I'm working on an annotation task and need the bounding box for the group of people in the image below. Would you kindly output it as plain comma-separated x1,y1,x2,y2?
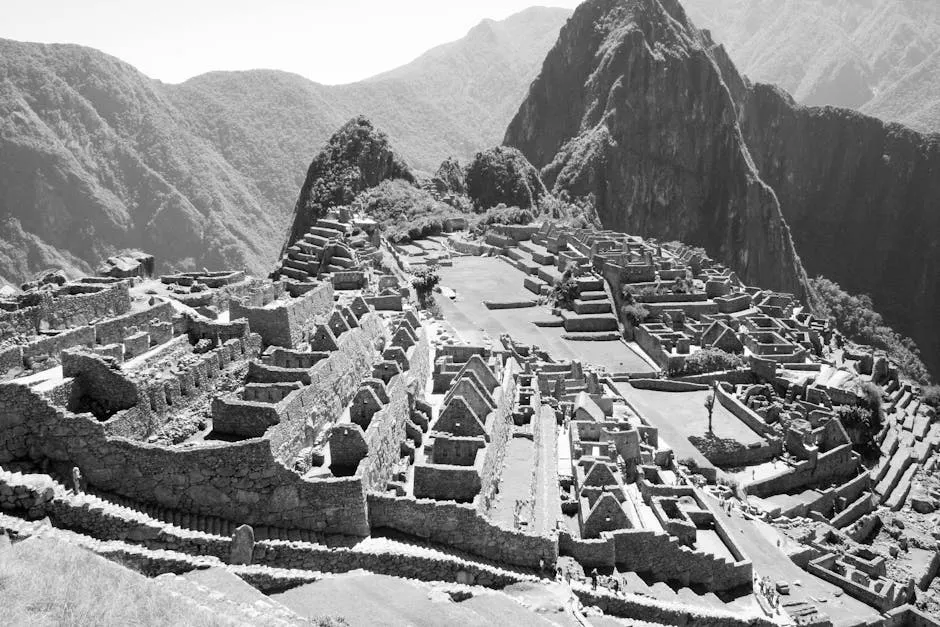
757,575,782,609
552,564,624,595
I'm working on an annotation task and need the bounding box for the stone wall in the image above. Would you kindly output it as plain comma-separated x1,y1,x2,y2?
229,283,334,348
574,588,773,627
22,326,96,366
747,444,858,498
45,281,132,328
715,385,775,437
211,313,385,460
0,305,42,340
610,529,751,592
412,464,483,502
628,379,709,392
0,383,370,535
94,301,175,347
476,361,518,513
268,313,385,461
358,327,431,492
367,492,556,568
0,345,22,375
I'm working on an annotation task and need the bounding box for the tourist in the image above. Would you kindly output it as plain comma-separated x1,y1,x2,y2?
590,568,599,590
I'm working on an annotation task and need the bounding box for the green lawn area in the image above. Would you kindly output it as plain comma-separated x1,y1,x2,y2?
436,256,655,375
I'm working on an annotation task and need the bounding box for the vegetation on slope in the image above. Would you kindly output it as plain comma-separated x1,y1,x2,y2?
465,146,547,210
286,117,414,249
353,180,464,243
0,8,571,285
682,0,940,132
809,276,931,384
1,538,228,626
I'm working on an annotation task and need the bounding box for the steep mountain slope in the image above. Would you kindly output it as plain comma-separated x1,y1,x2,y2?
505,0,810,298
0,39,282,283
736,84,940,377
505,0,939,379
681,0,940,132
0,7,571,285
285,116,414,250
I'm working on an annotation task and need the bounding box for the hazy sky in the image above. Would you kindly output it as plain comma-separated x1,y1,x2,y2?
1,1,582,85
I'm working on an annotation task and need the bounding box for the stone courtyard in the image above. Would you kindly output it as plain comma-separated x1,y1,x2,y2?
0,214,936,627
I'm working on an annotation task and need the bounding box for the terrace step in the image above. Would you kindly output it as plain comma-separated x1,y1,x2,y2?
279,267,312,282
310,227,343,240
282,258,311,273
573,299,612,315
302,233,329,248
524,276,547,295
575,277,605,293
315,219,349,234
561,312,619,333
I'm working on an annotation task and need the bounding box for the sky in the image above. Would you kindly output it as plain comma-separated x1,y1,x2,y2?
0,0,583,85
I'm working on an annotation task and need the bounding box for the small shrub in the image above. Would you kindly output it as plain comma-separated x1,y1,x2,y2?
552,270,579,310
809,276,931,384
922,385,940,409
670,348,745,377
621,303,649,327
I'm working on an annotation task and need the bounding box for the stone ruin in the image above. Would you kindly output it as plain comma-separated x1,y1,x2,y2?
0,212,936,626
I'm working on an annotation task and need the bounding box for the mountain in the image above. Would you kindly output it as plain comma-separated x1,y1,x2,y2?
0,39,283,284
0,7,571,285
285,116,414,250
681,0,940,133
505,0,810,299
736,84,940,379
505,0,940,379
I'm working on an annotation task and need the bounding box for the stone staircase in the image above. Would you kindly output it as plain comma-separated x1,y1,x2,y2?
276,219,359,282
617,570,733,611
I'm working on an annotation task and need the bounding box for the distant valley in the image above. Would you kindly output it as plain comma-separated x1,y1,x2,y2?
0,6,571,284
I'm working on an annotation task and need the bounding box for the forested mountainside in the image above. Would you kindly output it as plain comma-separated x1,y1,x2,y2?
0,7,570,285
504,0,810,300
682,0,940,133
735,84,940,378
505,0,939,378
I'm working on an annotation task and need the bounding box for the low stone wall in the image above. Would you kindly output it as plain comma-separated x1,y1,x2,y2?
0,469,55,516
252,540,524,588
0,384,370,535
677,370,756,385
831,493,878,529
628,379,709,392
365,295,403,311
574,588,772,627
715,385,774,437
367,492,556,568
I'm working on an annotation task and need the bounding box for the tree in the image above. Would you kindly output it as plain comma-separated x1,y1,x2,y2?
704,390,715,434
411,266,441,310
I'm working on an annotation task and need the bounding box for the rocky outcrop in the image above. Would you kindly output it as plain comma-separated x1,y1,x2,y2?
464,146,547,210
505,0,809,299
283,117,413,252
735,84,940,377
